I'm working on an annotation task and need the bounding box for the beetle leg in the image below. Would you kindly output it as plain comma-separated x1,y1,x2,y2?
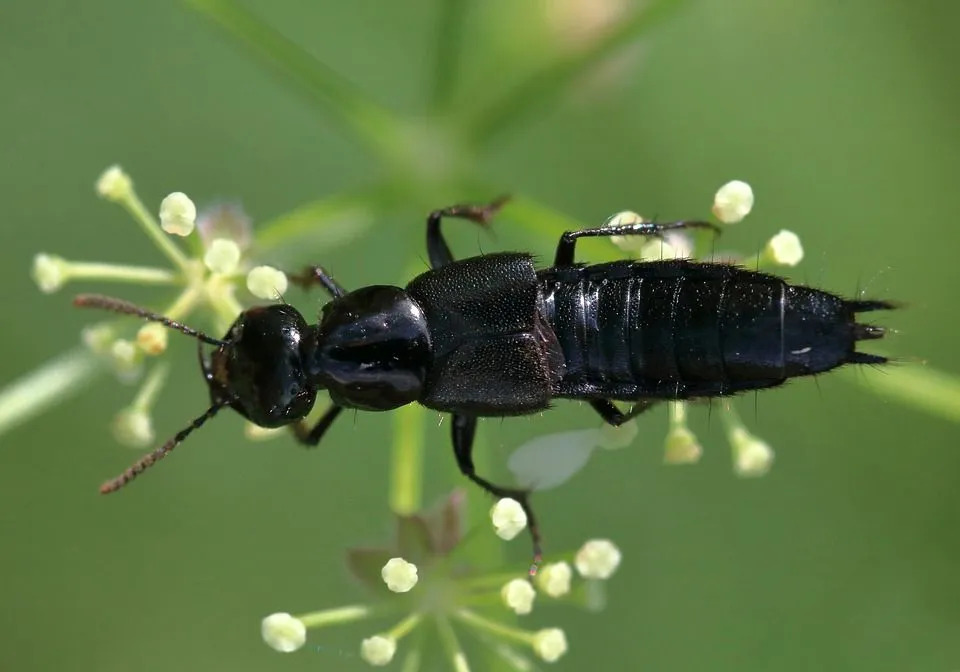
589,399,658,426
291,405,344,447
288,266,347,299
426,196,510,268
553,220,719,267
451,413,543,570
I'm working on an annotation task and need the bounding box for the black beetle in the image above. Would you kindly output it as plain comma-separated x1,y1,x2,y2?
76,198,892,563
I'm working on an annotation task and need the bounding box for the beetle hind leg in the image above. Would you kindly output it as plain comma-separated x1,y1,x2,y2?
451,413,543,573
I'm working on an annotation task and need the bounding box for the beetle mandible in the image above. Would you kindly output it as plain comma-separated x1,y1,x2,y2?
76,198,892,564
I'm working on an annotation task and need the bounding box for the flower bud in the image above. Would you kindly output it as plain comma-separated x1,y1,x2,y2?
360,635,397,666
598,417,638,450
663,425,702,465
136,323,168,355
159,191,197,237
729,426,774,477
381,557,418,593
712,180,754,224
112,407,154,448
490,498,527,541
261,612,306,653
604,210,647,253
532,628,568,662
765,229,804,266
96,165,132,202
501,578,536,615
535,562,572,597
574,539,622,579
203,238,242,275
32,254,67,293
247,265,289,300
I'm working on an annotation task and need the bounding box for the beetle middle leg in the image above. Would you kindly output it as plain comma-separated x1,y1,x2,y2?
554,220,719,266
288,265,347,299
426,196,510,268
451,413,543,570
589,399,658,426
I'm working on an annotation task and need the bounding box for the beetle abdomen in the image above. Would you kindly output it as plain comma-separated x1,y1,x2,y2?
538,260,889,400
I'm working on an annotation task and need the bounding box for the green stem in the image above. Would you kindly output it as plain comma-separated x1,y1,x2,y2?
435,615,472,672
387,612,423,640
465,0,691,145
254,188,380,253
0,348,102,439
841,362,960,423
454,609,534,646
297,604,372,628
430,0,468,111
389,403,424,515
131,363,170,412
184,0,406,161
64,262,178,285
118,190,192,272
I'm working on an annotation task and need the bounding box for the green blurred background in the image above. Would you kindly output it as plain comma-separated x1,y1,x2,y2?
1,0,958,670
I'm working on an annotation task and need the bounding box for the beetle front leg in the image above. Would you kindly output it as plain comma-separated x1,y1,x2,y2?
451,413,543,571
288,265,347,299
426,196,509,269
292,405,343,447
554,220,719,267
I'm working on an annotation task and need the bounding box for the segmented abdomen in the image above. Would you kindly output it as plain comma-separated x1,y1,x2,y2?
537,260,886,400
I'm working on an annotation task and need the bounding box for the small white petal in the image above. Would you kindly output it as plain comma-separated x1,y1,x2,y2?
32,253,66,293
535,562,572,597
490,498,528,541
730,427,774,477
532,628,568,662
598,419,638,450
663,426,702,465
136,323,168,355
112,408,154,448
604,210,647,253
96,165,132,201
261,612,306,653
81,324,116,355
766,229,804,266
360,635,397,666
381,557,419,593
508,429,600,490
247,265,289,300
203,238,242,275
501,578,537,615
712,180,754,224
574,539,622,579
159,191,198,237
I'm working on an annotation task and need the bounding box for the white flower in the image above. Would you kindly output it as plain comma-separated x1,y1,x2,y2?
112,407,154,448
501,578,536,615
136,323,168,355
604,210,647,253
712,180,754,224
260,612,306,653
490,498,527,540
730,426,774,477
536,562,572,597
109,339,141,376
32,254,66,293
663,425,702,464
203,238,242,275
360,635,397,666
381,557,419,593
532,628,568,662
95,165,132,202
765,229,804,266
247,265,289,300
574,539,622,579
598,418,638,450
159,191,197,237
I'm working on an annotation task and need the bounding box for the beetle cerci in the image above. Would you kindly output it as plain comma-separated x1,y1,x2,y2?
75,198,892,565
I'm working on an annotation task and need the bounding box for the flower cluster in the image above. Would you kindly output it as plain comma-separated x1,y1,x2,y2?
260,492,623,667
32,166,289,448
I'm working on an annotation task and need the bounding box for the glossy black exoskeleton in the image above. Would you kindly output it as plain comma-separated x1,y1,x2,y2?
76,199,893,564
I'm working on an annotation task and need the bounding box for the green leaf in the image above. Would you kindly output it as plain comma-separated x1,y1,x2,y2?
344,546,394,590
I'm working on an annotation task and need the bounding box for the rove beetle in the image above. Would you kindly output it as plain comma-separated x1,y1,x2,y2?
76,198,892,564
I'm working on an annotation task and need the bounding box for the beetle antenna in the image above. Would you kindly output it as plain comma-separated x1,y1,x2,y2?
74,294,226,346
99,401,228,494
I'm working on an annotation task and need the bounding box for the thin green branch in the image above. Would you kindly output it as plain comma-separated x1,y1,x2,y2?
842,362,960,423
0,348,102,440
465,0,690,145
184,0,406,160
430,0,469,111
